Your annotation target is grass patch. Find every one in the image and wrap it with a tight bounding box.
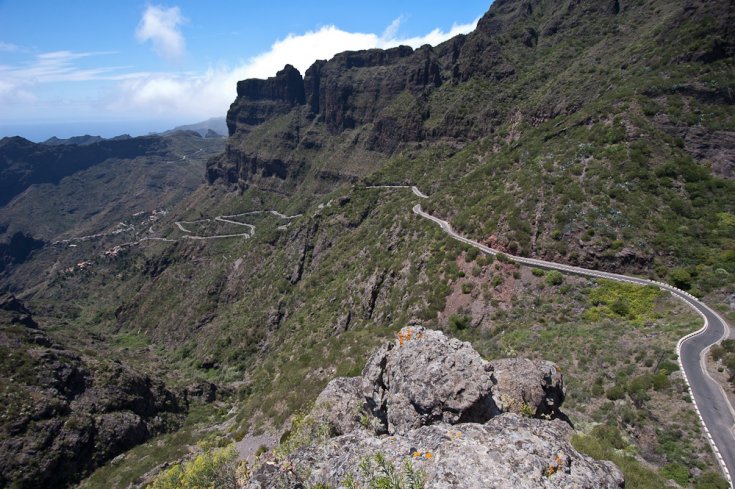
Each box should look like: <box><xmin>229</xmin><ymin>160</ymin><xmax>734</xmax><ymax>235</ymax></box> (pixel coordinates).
<box><xmin>584</xmin><ymin>280</ymin><xmax>663</xmax><ymax>324</ymax></box>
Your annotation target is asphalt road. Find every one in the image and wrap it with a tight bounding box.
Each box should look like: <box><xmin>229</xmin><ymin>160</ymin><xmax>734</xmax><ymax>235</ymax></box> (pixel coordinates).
<box><xmin>412</xmin><ymin>203</ymin><xmax>735</xmax><ymax>485</ymax></box>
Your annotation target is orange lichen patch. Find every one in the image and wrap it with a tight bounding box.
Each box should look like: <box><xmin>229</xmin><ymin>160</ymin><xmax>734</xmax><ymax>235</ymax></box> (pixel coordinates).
<box><xmin>412</xmin><ymin>450</ymin><xmax>434</xmax><ymax>460</ymax></box>
<box><xmin>396</xmin><ymin>327</ymin><xmax>422</xmax><ymax>347</ymax></box>
<box><xmin>446</xmin><ymin>430</ymin><xmax>463</xmax><ymax>441</ymax></box>
<box><xmin>545</xmin><ymin>452</ymin><xmax>565</xmax><ymax>478</ymax></box>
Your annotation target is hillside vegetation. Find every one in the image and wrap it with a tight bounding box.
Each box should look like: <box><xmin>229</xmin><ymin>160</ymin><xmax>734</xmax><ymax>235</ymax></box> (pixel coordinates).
<box><xmin>0</xmin><ymin>0</ymin><xmax>733</xmax><ymax>487</ymax></box>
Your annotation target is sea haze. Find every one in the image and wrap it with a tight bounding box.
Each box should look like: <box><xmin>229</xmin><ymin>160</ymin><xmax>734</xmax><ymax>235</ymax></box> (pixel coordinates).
<box><xmin>0</xmin><ymin>120</ymin><xmax>185</xmax><ymax>142</ymax></box>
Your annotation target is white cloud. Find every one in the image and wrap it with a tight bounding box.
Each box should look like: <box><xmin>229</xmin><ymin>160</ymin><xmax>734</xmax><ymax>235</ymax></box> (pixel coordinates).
<box><xmin>0</xmin><ymin>79</ymin><xmax>36</xmax><ymax>105</ymax></box>
<box><xmin>0</xmin><ymin>42</ymin><xmax>19</xmax><ymax>52</ymax></box>
<box><xmin>9</xmin><ymin>51</ymin><xmax>126</xmax><ymax>83</ymax></box>
<box><xmin>0</xmin><ymin>17</ymin><xmax>479</xmax><ymax>124</ymax></box>
<box><xmin>388</xmin><ymin>20</ymin><xmax>479</xmax><ymax>49</ymax></box>
<box><xmin>0</xmin><ymin>51</ymin><xmax>128</xmax><ymax>108</ymax></box>
<box><xmin>109</xmin><ymin>17</ymin><xmax>479</xmax><ymax>120</ymax></box>
<box><xmin>135</xmin><ymin>5</ymin><xmax>186</xmax><ymax>62</ymax></box>
<box><xmin>381</xmin><ymin>17</ymin><xmax>403</xmax><ymax>41</ymax></box>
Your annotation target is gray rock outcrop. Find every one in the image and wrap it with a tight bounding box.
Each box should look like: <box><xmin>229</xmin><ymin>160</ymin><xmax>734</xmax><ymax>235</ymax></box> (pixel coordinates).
<box><xmin>247</xmin><ymin>326</ymin><xmax>623</xmax><ymax>488</ymax></box>
<box><xmin>489</xmin><ymin>357</ymin><xmax>564</xmax><ymax>418</ymax></box>
<box><xmin>362</xmin><ymin>326</ymin><xmax>499</xmax><ymax>434</ymax></box>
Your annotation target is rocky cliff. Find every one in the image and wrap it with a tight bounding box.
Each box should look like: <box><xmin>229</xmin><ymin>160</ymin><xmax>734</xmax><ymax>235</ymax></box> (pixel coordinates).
<box><xmin>207</xmin><ymin>0</ymin><xmax>734</xmax><ymax>273</ymax></box>
<box><xmin>246</xmin><ymin>327</ymin><xmax>623</xmax><ymax>488</ymax></box>
<box><xmin>209</xmin><ymin>0</ymin><xmax>729</xmax><ymax>192</ymax></box>
<box><xmin>0</xmin><ymin>295</ymin><xmax>187</xmax><ymax>488</ymax></box>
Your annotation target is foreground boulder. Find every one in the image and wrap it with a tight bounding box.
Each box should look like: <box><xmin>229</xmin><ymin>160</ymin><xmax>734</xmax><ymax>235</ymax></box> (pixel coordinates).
<box><xmin>246</xmin><ymin>327</ymin><xmax>623</xmax><ymax>488</ymax></box>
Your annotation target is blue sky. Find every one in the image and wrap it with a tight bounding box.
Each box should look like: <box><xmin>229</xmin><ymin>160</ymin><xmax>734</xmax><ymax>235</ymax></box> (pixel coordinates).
<box><xmin>0</xmin><ymin>1</ymin><xmax>492</xmax><ymax>140</ymax></box>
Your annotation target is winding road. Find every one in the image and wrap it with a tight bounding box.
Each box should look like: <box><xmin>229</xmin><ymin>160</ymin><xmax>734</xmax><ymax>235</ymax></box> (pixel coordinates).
<box><xmin>174</xmin><ymin>210</ymin><xmax>302</xmax><ymax>240</ymax></box>
<box><xmin>366</xmin><ymin>184</ymin><xmax>734</xmax><ymax>483</ymax></box>
<box><xmin>56</xmin><ymin>208</ymin><xmax>302</xmax><ymax>259</ymax></box>
<box><xmin>407</xmin><ymin>193</ymin><xmax>734</xmax><ymax>485</ymax></box>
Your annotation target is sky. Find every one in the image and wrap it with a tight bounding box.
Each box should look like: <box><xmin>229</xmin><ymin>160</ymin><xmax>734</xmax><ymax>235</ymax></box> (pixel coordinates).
<box><xmin>0</xmin><ymin>1</ymin><xmax>492</xmax><ymax>141</ymax></box>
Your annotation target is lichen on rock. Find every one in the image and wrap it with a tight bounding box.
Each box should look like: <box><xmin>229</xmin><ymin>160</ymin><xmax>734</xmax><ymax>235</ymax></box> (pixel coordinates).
<box><xmin>246</xmin><ymin>326</ymin><xmax>623</xmax><ymax>488</ymax></box>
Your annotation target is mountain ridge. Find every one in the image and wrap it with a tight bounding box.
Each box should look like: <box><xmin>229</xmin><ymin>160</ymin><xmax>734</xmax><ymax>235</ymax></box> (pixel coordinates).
<box><xmin>1</xmin><ymin>0</ymin><xmax>734</xmax><ymax>487</ymax></box>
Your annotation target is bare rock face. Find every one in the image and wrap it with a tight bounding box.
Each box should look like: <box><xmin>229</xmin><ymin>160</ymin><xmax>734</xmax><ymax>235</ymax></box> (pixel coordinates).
<box><xmin>684</xmin><ymin>126</ymin><xmax>735</xmax><ymax>180</ymax></box>
<box><xmin>0</xmin><ymin>298</ymin><xmax>186</xmax><ymax>489</ymax></box>
<box><xmin>362</xmin><ymin>327</ymin><xmax>498</xmax><ymax>434</ymax></box>
<box><xmin>489</xmin><ymin>357</ymin><xmax>564</xmax><ymax>418</ymax></box>
<box><xmin>251</xmin><ymin>415</ymin><xmax>623</xmax><ymax>489</ymax></box>
<box><xmin>246</xmin><ymin>327</ymin><xmax>623</xmax><ymax>488</ymax></box>
<box><xmin>309</xmin><ymin>377</ymin><xmax>367</xmax><ymax>436</ymax></box>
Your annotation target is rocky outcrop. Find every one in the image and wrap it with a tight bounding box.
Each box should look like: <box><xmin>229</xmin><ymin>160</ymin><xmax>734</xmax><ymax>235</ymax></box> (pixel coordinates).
<box><xmin>684</xmin><ymin>127</ymin><xmax>735</xmax><ymax>180</ymax></box>
<box><xmin>362</xmin><ymin>327</ymin><xmax>499</xmax><ymax>434</ymax></box>
<box><xmin>247</xmin><ymin>327</ymin><xmax>622</xmax><ymax>488</ymax></box>
<box><xmin>227</xmin><ymin>64</ymin><xmax>306</xmax><ymax>135</ymax></box>
<box><xmin>0</xmin><ymin>297</ymin><xmax>186</xmax><ymax>489</ymax></box>
<box><xmin>251</xmin><ymin>415</ymin><xmax>623</xmax><ymax>489</ymax></box>
<box><xmin>490</xmin><ymin>357</ymin><xmax>564</xmax><ymax>418</ymax></box>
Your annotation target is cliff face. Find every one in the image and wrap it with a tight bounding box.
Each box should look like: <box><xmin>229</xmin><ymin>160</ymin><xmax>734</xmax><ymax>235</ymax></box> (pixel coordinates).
<box><xmin>206</xmin><ymin>45</ymin><xmax>454</xmax><ymax>193</ymax></box>
<box><xmin>206</xmin><ymin>0</ymin><xmax>640</xmax><ymax>194</ymax></box>
<box><xmin>0</xmin><ymin>295</ymin><xmax>187</xmax><ymax>488</ymax></box>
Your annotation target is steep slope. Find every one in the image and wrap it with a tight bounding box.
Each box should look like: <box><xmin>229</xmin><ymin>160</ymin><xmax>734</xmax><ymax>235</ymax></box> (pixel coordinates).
<box><xmin>0</xmin><ymin>135</ymin><xmax>161</xmax><ymax>207</ymax></box>
<box><xmin>209</xmin><ymin>0</ymin><xmax>734</xmax><ymax>287</ymax></box>
<box><xmin>5</xmin><ymin>0</ymin><xmax>734</xmax><ymax>487</ymax></box>
<box><xmin>0</xmin><ymin>131</ymin><xmax>224</xmax><ymax>291</ymax></box>
<box><xmin>0</xmin><ymin>295</ymin><xmax>186</xmax><ymax>488</ymax></box>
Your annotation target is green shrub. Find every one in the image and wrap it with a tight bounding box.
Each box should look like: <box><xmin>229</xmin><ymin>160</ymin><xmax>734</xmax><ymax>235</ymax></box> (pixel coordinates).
<box><xmin>461</xmin><ymin>283</ymin><xmax>474</xmax><ymax>294</ymax></box>
<box><xmin>610</xmin><ymin>298</ymin><xmax>630</xmax><ymax>317</ymax></box>
<box><xmin>661</xmin><ymin>463</ymin><xmax>689</xmax><ymax>485</ymax></box>
<box><xmin>274</xmin><ymin>408</ymin><xmax>332</xmax><ymax>460</ymax></box>
<box><xmin>590</xmin><ymin>425</ymin><xmax>627</xmax><ymax>450</ymax></box>
<box><xmin>465</xmin><ymin>247</ymin><xmax>479</xmax><ymax>262</ymax></box>
<box><xmin>572</xmin><ymin>432</ymin><xmax>667</xmax><ymax>489</ymax></box>
<box><xmin>546</xmin><ymin>270</ymin><xmax>564</xmax><ymax>286</ymax></box>
<box><xmin>147</xmin><ymin>445</ymin><xmax>241</xmax><ymax>489</ymax></box>
<box><xmin>606</xmin><ymin>385</ymin><xmax>625</xmax><ymax>401</ymax></box>
<box><xmin>531</xmin><ymin>268</ymin><xmax>545</xmax><ymax>277</ymax></box>
<box><xmin>669</xmin><ymin>268</ymin><xmax>692</xmax><ymax>290</ymax></box>
<box><xmin>344</xmin><ymin>452</ymin><xmax>425</xmax><ymax>489</ymax></box>
<box><xmin>449</xmin><ymin>314</ymin><xmax>471</xmax><ymax>330</ymax></box>
<box><xmin>658</xmin><ymin>360</ymin><xmax>679</xmax><ymax>374</ymax></box>
<box><xmin>496</xmin><ymin>253</ymin><xmax>511</xmax><ymax>263</ymax></box>
<box><xmin>694</xmin><ymin>472</ymin><xmax>729</xmax><ymax>488</ymax></box>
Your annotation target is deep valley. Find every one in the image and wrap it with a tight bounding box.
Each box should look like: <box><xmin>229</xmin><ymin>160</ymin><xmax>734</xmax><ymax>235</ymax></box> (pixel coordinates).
<box><xmin>1</xmin><ymin>0</ymin><xmax>734</xmax><ymax>487</ymax></box>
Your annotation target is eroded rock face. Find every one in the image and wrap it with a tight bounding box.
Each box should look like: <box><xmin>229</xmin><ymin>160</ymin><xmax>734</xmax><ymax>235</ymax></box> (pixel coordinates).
<box><xmin>0</xmin><ymin>297</ymin><xmax>186</xmax><ymax>489</ymax></box>
<box><xmin>489</xmin><ymin>357</ymin><xmax>564</xmax><ymax>418</ymax></box>
<box><xmin>310</xmin><ymin>377</ymin><xmax>366</xmax><ymax>436</ymax></box>
<box><xmin>247</xmin><ymin>327</ymin><xmax>623</xmax><ymax>488</ymax></box>
<box><xmin>362</xmin><ymin>327</ymin><xmax>498</xmax><ymax>434</ymax></box>
<box><xmin>251</xmin><ymin>415</ymin><xmax>623</xmax><ymax>489</ymax></box>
